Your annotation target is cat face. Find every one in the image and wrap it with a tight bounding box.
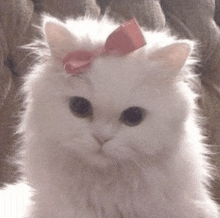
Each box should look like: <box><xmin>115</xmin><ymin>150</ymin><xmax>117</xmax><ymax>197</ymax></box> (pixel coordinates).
<box><xmin>25</xmin><ymin>17</ymin><xmax>194</xmax><ymax>168</ymax></box>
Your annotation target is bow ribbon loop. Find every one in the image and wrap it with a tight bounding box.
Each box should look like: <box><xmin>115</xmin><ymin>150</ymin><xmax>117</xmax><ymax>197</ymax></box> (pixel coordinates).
<box><xmin>63</xmin><ymin>18</ymin><xmax>146</xmax><ymax>75</ymax></box>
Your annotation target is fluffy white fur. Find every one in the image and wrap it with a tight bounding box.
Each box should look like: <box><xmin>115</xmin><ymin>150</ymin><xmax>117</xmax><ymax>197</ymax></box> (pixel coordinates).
<box><xmin>17</xmin><ymin>15</ymin><xmax>220</xmax><ymax>217</ymax></box>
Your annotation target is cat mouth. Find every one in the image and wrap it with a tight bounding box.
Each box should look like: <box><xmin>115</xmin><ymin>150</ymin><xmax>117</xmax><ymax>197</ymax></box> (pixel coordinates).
<box><xmin>96</xmin><ymin>146</ymin><xmax>110</xmax><ymax>158</ymax></box>
<box><xmin>94</xmin><ymin>144</ymin><xmax>116</xmax><ymax>160</ymax></box>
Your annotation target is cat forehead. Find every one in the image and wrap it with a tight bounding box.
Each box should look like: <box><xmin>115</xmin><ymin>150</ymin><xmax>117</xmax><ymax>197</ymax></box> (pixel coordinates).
<box><xmin>67</xmin><ymin>53</ymin><xmax>155</xmax><ymax>110</ymax></box>
<box><xmin>90</xmin><ymin>55</ymin><xmax>146</xmax><ymax>87</ymax></box>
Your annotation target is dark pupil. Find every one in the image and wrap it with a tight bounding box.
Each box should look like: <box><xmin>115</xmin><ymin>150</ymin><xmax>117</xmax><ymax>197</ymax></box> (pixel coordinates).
<box><xmin>69</xmin><ymin>97</ymin><xmax>92</xmax><ymax>117</ymax></box>
<box><xmin>121</xmin><ymin>107</ymin><xmax>144</xmax><ymax>126</ymax></box>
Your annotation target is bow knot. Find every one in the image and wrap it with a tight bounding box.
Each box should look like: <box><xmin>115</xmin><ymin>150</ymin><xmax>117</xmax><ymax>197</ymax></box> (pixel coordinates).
<box><xmin>63</xmin><ymin>19</ymin><xmax>146</xmax><ymax>75</ymax></box>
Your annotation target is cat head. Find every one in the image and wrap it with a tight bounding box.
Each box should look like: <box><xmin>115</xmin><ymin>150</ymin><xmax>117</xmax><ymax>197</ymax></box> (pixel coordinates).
<box><xmin>24</xmin><ymin>16</ymin><xmax>196</xmax><ymax>168</ymax></box>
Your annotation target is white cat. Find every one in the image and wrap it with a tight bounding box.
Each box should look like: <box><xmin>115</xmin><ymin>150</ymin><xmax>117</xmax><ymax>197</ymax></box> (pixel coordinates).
<box><xmin>18</xmin><ymin>15</ymin><xmax>220</xmax><ymax>217</ymax></box>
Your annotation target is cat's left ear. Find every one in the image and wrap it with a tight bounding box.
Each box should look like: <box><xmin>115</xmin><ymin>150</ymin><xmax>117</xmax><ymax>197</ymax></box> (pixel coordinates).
<box><xmin>43</xmin><ymin>18</ymin><xmax>76</xmax><ymax>61</ymax></box>
<box><xmin>148</xmin><ymin>41</ymin><xmax>193</xmax><ymax>78</ymax></box>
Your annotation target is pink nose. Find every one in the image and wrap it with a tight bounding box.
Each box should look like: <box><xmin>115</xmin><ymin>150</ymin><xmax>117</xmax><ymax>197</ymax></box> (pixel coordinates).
<box><xmin>93</xmin><ymin>135</ymin><xmax>111</xmax><ymax>147</ymax></box>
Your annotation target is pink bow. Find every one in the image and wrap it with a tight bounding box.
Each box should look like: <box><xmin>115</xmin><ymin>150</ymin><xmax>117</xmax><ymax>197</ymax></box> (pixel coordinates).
<box><xmin>63</xmin><ymin>18</ymin><xmax>146</xmax><ymax>75</ymax></box>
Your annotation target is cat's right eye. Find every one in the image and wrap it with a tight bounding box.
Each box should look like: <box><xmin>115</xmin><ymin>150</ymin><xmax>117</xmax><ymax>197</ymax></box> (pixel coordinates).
<box><xmin>69</xmin><ymin>97</ymin><xmax>93</xmax><ymax>118</ymax></box>
<box><xmin>120</xmin><ymin>107</ymin><xmax>145</xmax><ymax>127</ymax></box>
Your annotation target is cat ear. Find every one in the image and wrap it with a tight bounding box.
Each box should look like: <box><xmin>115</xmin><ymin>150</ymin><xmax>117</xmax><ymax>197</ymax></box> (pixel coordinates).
<box><xmin>44</xmin><ymin>19</ymin><xmax>76</xmax><ymax>61</ymax></box>
<box><xmin>148</xmin><ymin>42</ymin><xmax>193</xmax><ymax>80</ymax></box>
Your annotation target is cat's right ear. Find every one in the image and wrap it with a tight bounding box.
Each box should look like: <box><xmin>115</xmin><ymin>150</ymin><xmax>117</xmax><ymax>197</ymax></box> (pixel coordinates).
<box><xmin>148</xmin><ymin>41</ymin><xmax>193</xmax><ymax>82</ymax></box>
<box><xmin>43</xmin><ymin>17</ymin><xmax>76</xmax><ymax>61</ymax></box>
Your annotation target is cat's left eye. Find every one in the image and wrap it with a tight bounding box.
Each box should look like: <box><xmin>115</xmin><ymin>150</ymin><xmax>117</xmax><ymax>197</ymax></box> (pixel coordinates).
<box><xmin>120</xmin><ymin>107</ymin><xmax>145</xmax><ymax>127</ymax></box>
<box><xmin>69</xmin><ymin>97</ymin><xmax>93</xmax><ymax>118</ymax></box>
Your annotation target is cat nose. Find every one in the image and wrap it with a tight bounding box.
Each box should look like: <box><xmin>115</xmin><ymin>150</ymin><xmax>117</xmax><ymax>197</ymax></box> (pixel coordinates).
<box><xmin>93</xmin><ymin>134</ymin><xmax>112</xmax><ymax>147</ymax></box>
<box><xmin>92</xmin><ymin>121</ymin><xmax>117</xmax><ymax>146</ymax></box>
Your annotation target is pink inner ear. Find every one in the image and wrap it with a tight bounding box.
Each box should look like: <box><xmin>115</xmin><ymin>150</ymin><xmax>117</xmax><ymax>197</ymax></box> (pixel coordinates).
<box><xmin>149</xmin><ymin>43</ymin><xmax>191</xmax><ymax>71</ymax></box>
<box><xmin>45</xmin><ymin>22</ymin><xmax>67</xmax><ymax>44</ymax></box>
<box><xmin>44</xmin><ymin>21</ymin><xmax>75</xmax><ymax>61</ymax></box>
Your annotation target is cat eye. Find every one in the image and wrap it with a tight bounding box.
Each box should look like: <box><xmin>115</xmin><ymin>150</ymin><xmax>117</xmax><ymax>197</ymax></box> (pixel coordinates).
<box><xmin>69</xmin><ymin>97</ymin><xmax>93</xmax><ymax>118</ymax></box>
<box><xmin>120</xmin><ymin>107</ymin><xmax>145</xmax><ymax>127</ymax></box>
